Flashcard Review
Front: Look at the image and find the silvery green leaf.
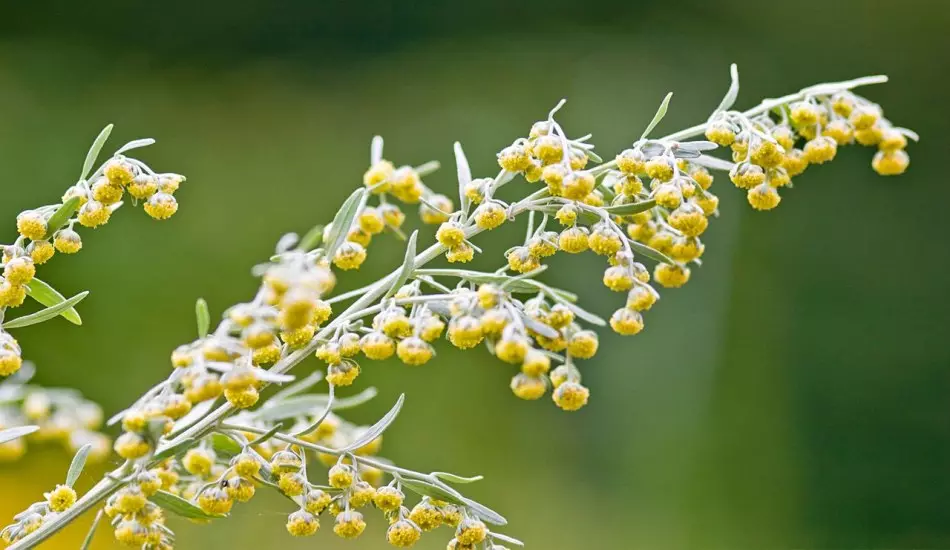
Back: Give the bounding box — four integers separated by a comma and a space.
195, 298, 210, 339
713, 63, 740, 115
152, 437, 199, 461
414, 160, 441, 177
383, 231, 417, 300
115, 138, 156, 155
677, 140, 719, 153
275, 233, 299, 253
371, 135, 384, 165
585, 149, 603, 163
149, 490, 226, 520
640, 92, 673, 140
413, 269, 543, 295
247, 424, 283, 446
2, 291, 89, 329
80, 124, 113, 181
65, 443, 92, 487
339, 393, 404, 453
252, 369, 295, 384
432, 472, 484, 484
211, 433, 243, 456
896, 127, 920, 142
604, 199, 657, 217
25, 278, 83, 325
299, 224, 325, 251
0, 425, 38, 444
253, 387, 378, 422
497, 170, 517, 186
323, 189, 367, 261
454, 142, 472, 215
491, 532, 526, 547
169, 398, 216, 433
640, 142, 666, 157
79, 510, 103, 550
399, 477, 467, 507
43, 196, 82, 239
627, 238, 675, 264
520, 313, 559, 339
691, 154, 734, 172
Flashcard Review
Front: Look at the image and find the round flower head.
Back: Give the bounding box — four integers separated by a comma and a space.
409, 500, 443, 531
397, 336, 435, 366
510, 373, 547, 400
46, 484, 77, 513
610, 308, 645, 335
4, 256, 36, 286
328, 463, 355, 489
521, 348, 551, 377
654, 263, 691, 288
747, 183, 782, 211
304, 489, 332, 514
183, 447, 216, 476
348, 480, 376, 508
373, 486, 404, 512
437, 222, 466, 248
364, 160, 395, 191
446, 242, 475, 263
531, 134, 563, 165
114, 431, 151, 460
326, 361, 360, 386
333, 242, 367, 270
0, 281, 28, 307
542, 164, 568, 195
53, 229, 83, 254
77, 200, 111, 228
704, 120, 736, 146
388, 518, 422, 548
358, 207, 386, 234
448, 315, 484, 349
803, 136, 837, 164
668, 203, 708, 237
420, 194, 454, 224
104, 158, 135, 186
232, 452, 262, 479
849, 105, 880, 130
128, 174, 158, 200
878, 128, 907, 153
626, 284, 658, 312
790, 101, 821, 127
588, 225, 622, 256
91, 178, 124, 205
16, 210, 48, 241
729, 162, 766, 189
671, 236, 704, 263
497, 144, 532, 172
270, 449, 303, 474
474, 200, 507, 230
197, 486, 233, 515
567, 330, 599, 359
506, 246, 540, 273
144, 192, 178, 220
495, 333, 530, 364
456, 518, 488, 546
553, 381, 590, 411
0, 348, 23, 377
27, 240, 55, 265
113, 519, 148, 546
278, 472, 307, 496
286, 510, 320, 537
379, 203, 406, 227
822, 120, 854, 145
558, 226, 589, 254
561, 171, 595, 200
603, 265, 634, 292
361, 331, 396, 360
653, 182, 683, 209
872, 150, 909, 176
333, 510, 367, 539
226, 477, 256, 503
749, 139, 785, 168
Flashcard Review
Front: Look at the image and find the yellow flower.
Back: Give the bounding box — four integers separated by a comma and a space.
388, 519, 422, 548
420, 194, 454, 224
603, 265, 634, 292
561, 171, 595, 200
409, 500, 443, 531
326, 361, 360, 386
197, 487, 233, 515
645, 156, 675, 182
456, 518, 488, 546
553, 381, 590, 411
278, 472, 308, 496
304, 489, 332, 514
704, 121, 736, 146
396, 337, 435, 365
53, 229, 83, 254
46, 484, 77, 512
183, 448, 216, 476
473, 201, 507, 230
497, 144, 532, 172
667, 203, 708, 237
144, 192, 179, 220
333, 242, 367, 270
360, 331, 396, 360
730, 162, 766, 189
871, 150, 909, 176
588, 225, 622, 256
16, 210, 48, 240
77, 200, 111, 228
610, 308, 645, 335
28, 240, 55, 265
333, 511, 367, 539
558, 226, 589, 254
4, 257, 36, 286
747, 183, 782, 211
436, 222, 466, 248
626, 284, 657, 311
653, 182, 683, 209
448, 315, 484, 349
567, 330, 598, 359
653, 263, 691, 288
521, 349, 551, 377
373, 486, 404, 512
446, 242, 475, 263
286, 510, 320, 537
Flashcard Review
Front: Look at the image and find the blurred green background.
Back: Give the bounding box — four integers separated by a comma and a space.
2, 1, 949, 548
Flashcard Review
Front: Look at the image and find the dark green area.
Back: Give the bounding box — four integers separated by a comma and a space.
1, 1, 948, 548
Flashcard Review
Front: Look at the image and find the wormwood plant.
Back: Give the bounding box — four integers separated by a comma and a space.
0, 65, 915, 549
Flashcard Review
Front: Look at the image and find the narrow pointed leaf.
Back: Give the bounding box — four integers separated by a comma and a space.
2, 291, 89, 329
25, 278, 83, 325
384, 231, 418, 300
399, 477, 467, 507
149, 490, 226, 520
713, 63, 740, 114
299, 224, 325, 251
414, 160, 441, 177
491, 532, 526, 547
195, 298, 210, 339
80, 124, 113, 181
340, 394, 404, 453
604, 199, 657, 217
454, 142, 473, 215
65, 443, 92, 487
324, 189, 367, 261
43, 196, 82, 239
152, 437, 199, 461
253, 387, 378, 422
247, 424, 283, 447
79, 510, 103, 550
640, 92, 673, 140
432, 472, 484, 484
211, 433, 244, 456
115, 138, 155, 155
370, 135, 384, 165
627, 238, 676, 265
0, 425, 38, 444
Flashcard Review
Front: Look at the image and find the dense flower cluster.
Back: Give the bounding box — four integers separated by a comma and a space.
1, 67, 915, 550
0, 363, 110, 465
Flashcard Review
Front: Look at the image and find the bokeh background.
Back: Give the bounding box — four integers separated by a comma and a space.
2, 1, 949, 548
